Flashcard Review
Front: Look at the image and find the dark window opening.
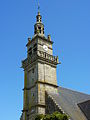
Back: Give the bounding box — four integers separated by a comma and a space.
40, 18, 41, 22
32, 93, 34, 97
37, 17, 39, 22
34, 31, 36, 34
32, 68, 34, 73
33, 43, 37, 52
38, 27, 41, 33
35, 27, 37, 31
45, 53, 46, 58
38, 27, 41, 30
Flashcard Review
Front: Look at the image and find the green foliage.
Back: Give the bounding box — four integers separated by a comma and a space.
35, 111, 69, 120
35, 114, 44, 120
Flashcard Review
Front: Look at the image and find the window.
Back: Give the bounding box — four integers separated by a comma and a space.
32, 93, 34, 97
32, 78, 34, 81
31, 108, 35, 113
38, 26, 41, 33
37, 18, 39, 22
32, 68, 34, 73
38, 26, 41, 30
35, 27, 37, 30
40, 18, 41, 22
33, 43, 37, 52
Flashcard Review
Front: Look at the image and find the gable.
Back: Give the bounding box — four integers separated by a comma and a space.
78, 100, 90, 120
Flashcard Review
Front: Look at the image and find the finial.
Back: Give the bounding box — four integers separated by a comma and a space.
28, 37, 31, 42
47, 35, 51, 41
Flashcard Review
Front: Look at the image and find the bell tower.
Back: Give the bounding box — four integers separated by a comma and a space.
34, 12, 44, 35
20, 11, 59, 120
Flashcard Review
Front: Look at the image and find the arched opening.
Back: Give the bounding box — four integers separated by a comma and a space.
38, 26, 41, 34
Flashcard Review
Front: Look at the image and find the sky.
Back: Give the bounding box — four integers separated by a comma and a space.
0, 0, 90, 120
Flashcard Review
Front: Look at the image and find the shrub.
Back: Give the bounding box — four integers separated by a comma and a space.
35, 111, 69, 120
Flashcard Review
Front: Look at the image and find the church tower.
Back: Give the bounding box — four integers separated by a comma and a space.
20, 11, 59, 120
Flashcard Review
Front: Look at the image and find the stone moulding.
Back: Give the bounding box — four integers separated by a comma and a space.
32, 34, 54, 44
23, 81, 58, 91
22, 50, 59, 68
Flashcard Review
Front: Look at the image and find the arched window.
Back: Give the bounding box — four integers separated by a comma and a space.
38, 27, 41, 34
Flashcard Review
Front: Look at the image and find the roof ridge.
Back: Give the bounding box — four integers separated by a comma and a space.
58, 87, 90, 96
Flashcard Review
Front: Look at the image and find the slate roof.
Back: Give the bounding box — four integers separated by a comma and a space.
48, 87, 90, 120
78, 100, 90, 120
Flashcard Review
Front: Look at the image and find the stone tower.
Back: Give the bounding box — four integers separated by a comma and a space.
20, 11, 59, 120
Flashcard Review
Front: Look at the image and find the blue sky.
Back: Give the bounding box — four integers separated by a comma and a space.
0, 0, 90, 120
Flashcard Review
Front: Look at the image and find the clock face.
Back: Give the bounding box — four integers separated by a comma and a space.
43, 45, 48, 51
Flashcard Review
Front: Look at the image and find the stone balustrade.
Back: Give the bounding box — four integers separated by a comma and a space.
22, 50, 58, 68
37, 50, 58, 63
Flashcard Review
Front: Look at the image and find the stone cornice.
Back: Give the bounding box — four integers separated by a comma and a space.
36, 81, 58, 88
29, 103, 46, 109
23, 84, 36, 90
23, 80, 58, 91
22, 104, 46, 113
22, 50, 58, 69
26, 34, 53, 47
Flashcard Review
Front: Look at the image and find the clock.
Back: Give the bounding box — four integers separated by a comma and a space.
43, 45, 48, 51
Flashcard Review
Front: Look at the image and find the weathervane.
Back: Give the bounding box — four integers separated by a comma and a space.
37, 0, 40, 12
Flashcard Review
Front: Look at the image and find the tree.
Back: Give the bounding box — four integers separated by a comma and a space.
35, 111, 69, 120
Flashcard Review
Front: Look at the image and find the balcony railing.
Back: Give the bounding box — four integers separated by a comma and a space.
37, 50, 58, 63
22, 50, 58, 68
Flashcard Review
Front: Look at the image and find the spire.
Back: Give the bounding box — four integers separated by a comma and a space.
34, 1, 44, 36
